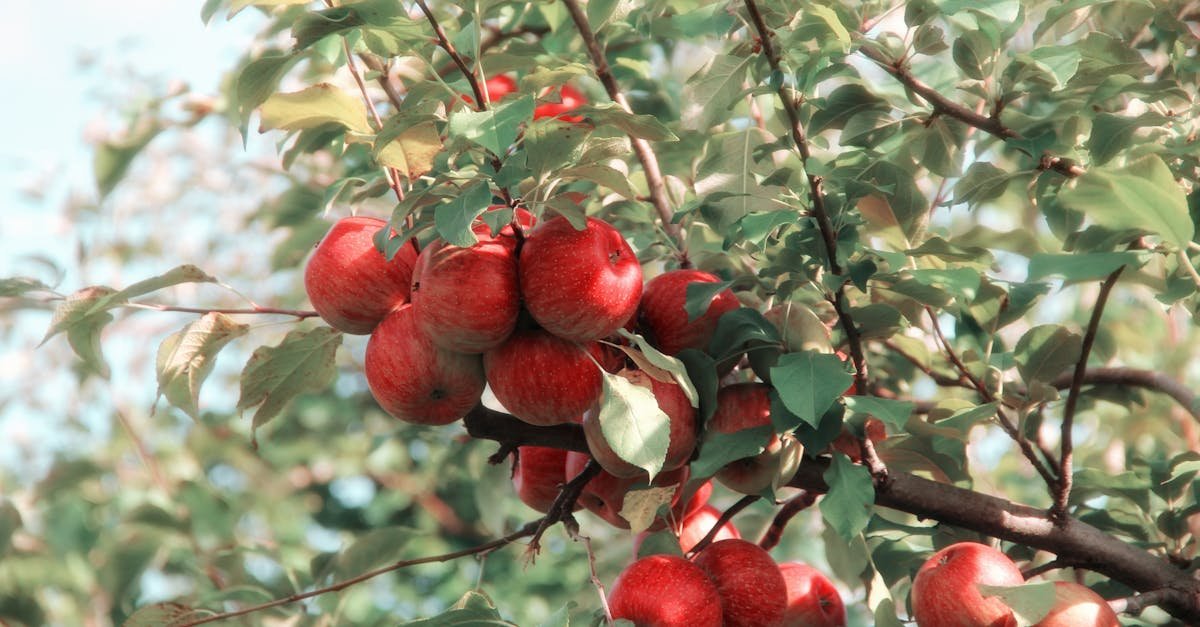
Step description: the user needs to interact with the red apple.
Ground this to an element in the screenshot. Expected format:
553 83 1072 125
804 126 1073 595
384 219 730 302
518 215 643 342
779 562 846 627
533 84 586 122
911 542 1024 627
680 480 713 519
708 382 802 495
472 205 536 243
484 329 603 426
608 555 723 627
638 269 740 355
692 538 788 627
677 504 741 554
303 216 417 335
511 446 580 514
582 369 697 477
410 236 520 354
460 74 519 106
829 417 888 463
364 304 485 425
1033 582 1118 627
566 452 688 530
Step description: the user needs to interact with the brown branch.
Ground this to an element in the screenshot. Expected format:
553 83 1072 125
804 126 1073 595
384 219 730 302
127 303 319 319
341 37 408 205
414 0 486 110
463 404 589 453
742 0 867 393
1021 558 1075 580
686 494 759 557
527 458 601 556
178 521 540 626
758 490 817 551
1053 266 1124 523
1049 367 1200 422
1110 587 1199 616
559 0 686 263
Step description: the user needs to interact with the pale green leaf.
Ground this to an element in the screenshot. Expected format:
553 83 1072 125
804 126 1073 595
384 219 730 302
977 582 1057 626
820 454 875 541
1014 325 1082 385
259 84 373 135
598 372 671 480
335 526 411 578
374 121 443 180
617 329 699 408
1058 154 1192 249
433 183 493 248
156 313 250 419
237 327 343 432
681 55 751 130
770 352 853 428
122 602 207 627
447 95 535 156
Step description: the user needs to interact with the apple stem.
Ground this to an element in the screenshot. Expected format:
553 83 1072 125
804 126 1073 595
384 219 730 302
758 491 817 551
686 494 758 558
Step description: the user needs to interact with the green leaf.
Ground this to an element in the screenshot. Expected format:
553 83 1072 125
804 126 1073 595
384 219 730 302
237 327 343 433
0 498 21 557
913 23 948 55
433 183 493 248
335 526 411 578
232 51 300 127
952 30 996 80
953 162 1012 208
67 311 114 378
524 119 592 181
821 454 875 542
810 84 889 133
1058 154 1192 249
538 602 577 627
597 372 672 480
230 0 310 16
684 280 734 323
844 397 913 432
1027 252 1144 282
617 330 699 408
691 425 773 478
259 84 372 135
1087 112 1167 165
156 313 250 419
579 103 678 141
977 582 1057 626
404 590 516 626
681 55 751 130
770 352 854 428
95 123 163 199
558 164 639 200
375 121 443 180
447 95 535 156
1014 325 1082 385
0 276 52 297
122 602 206 627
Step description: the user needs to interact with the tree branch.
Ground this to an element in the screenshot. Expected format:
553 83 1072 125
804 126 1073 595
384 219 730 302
758 490 817 551
1053 266 1124 522
1049 367 1200 422
685 494 759 557
559 0 686 263
126 303 319 319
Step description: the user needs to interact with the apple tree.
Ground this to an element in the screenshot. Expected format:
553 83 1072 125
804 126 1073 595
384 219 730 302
3 0 1200 625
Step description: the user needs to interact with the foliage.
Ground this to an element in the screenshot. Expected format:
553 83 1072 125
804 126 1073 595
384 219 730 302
3 0 1200 625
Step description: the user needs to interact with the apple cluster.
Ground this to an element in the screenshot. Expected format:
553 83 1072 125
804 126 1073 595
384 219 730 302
912 542 1119 627
610 532 846 627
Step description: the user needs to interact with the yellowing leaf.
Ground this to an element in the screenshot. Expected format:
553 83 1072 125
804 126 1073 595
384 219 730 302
620 485 677 534
374 121 443 180
260 84 373 135
156 313 250 419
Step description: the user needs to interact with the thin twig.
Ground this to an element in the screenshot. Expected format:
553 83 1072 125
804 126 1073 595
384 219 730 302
573 526 614 626
1053 266 1124 524
1110 587 1192 616
559 0 685 263
1022 558 1074 580
125 303 320 319
527 459 601 556
1048 367 1200 422
178 521 540 626
758 491 817 551
686 494 759 557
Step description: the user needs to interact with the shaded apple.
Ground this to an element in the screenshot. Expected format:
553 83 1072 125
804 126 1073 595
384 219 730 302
1033 582 1118 627
410 236 520 354
303 216 417 335
708 382 802 495
565 451 688 530
779 562 846 627
511 446 580 514
692 538 788 627
364 304 485 425
638 269 740 355
911 542 1023 627
484 329 603 426
608 555 723 627
533 84 587 122
677 503 741 554
519 215 643 342
582 369 697 477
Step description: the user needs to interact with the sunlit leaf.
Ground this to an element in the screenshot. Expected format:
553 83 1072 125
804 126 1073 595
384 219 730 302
156 313 250 419
237 327 343 433
259 84 373 134
597 372 671 480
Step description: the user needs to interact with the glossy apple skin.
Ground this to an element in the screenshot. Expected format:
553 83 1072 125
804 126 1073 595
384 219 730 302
709 382 800 495
533 84 586 122
912 542 1024 627
484 329 603 426
608 555 723 627
565 452 688 530
582 369 697 477
780 562 847 627
410 237 520 354
518 216 643 342
692 539 788 627
364 305 485 425
511 446 580 514
303 216 418 335
638 269 740 355
677 504 741 554
1033 582 1119 627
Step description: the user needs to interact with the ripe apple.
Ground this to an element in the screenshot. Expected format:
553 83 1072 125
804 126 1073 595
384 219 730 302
460 74 518 106
511 446 581 514
692 538 788 627
911 542 1024 627
518 215 643 342
679 479 713 519
829 417 888 463
638 269 740 355
1033 582 1118 627
484 329 603 426
303 216 418 335
677 503 741 554
565 451 688 530
364 304 485 425
608 555 723 627
582 369 697 477
533 84 586 122
472 205 536 243
410 236 520 354
779 562 846 627
708 382 802 495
